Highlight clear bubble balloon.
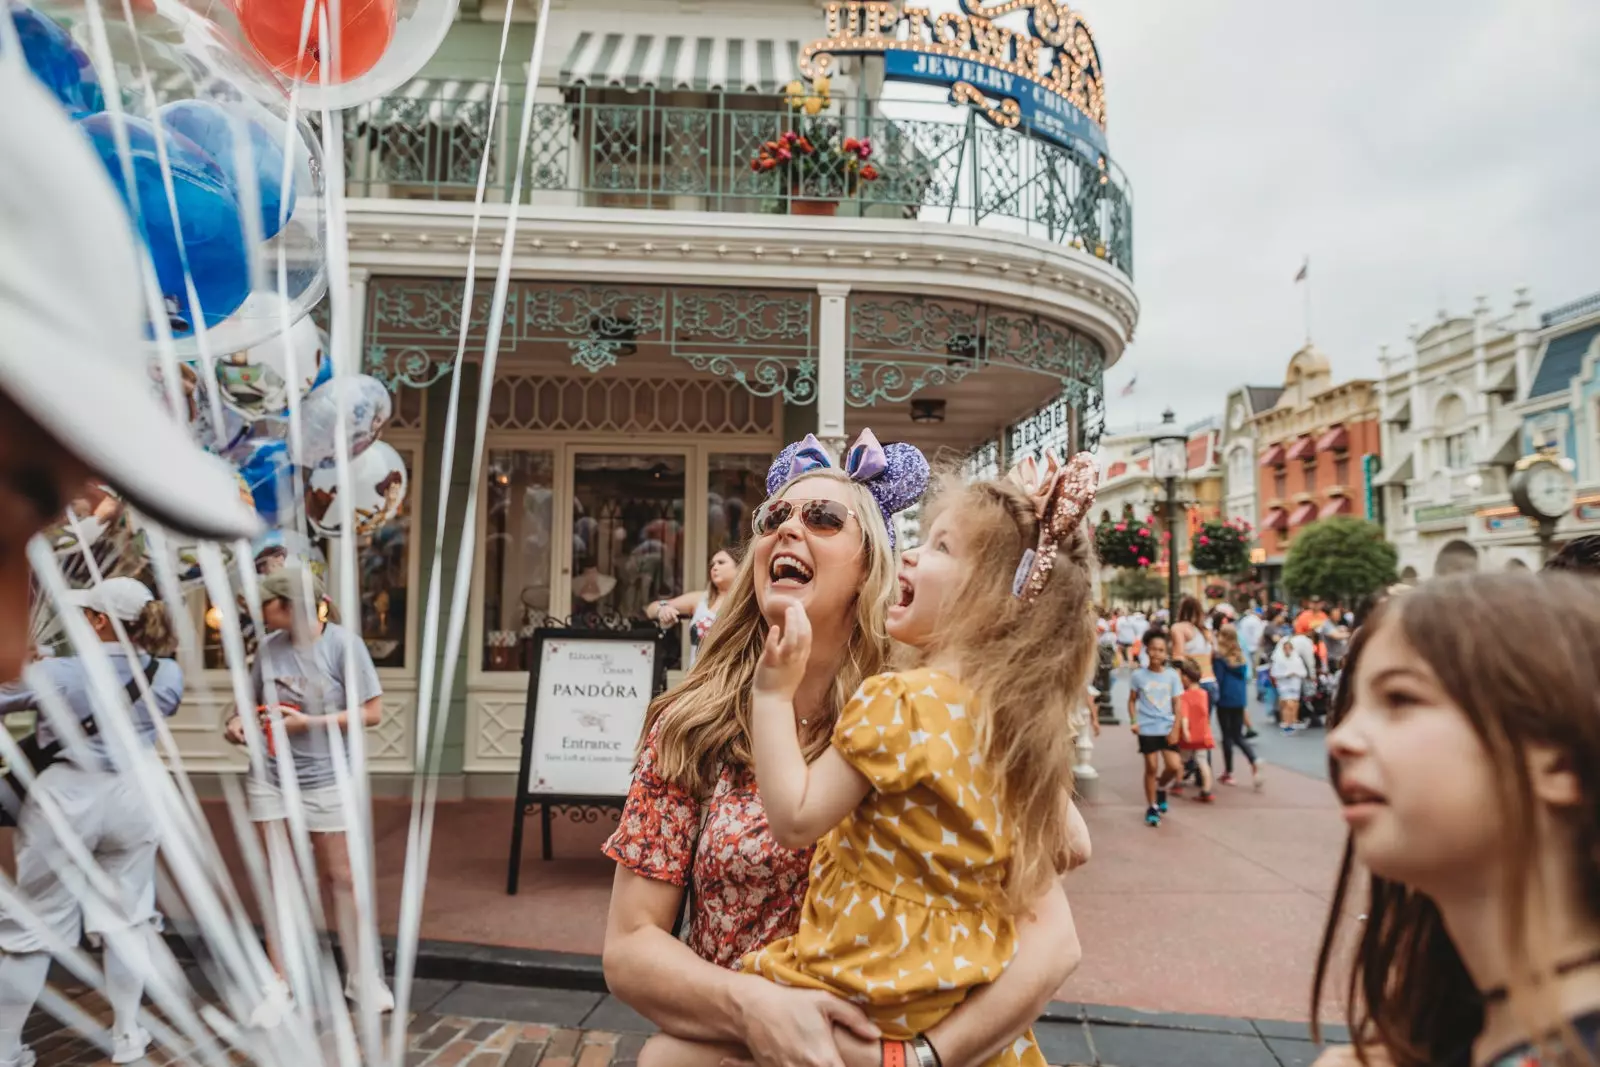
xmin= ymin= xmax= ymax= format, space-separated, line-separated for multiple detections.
xmin=22 ymin=0 xmax=327 ymax=356
xmin=251 ymin=527 xmax=327 ymax=577
xmin=188 ymin=0 xmax=456 ymax=109
xmin=299 ymin=373 xmax=392 ymax=467
xmin=7 ymin=3 xmax=103 ymax=116
xmin=159 ymin=97 xmax=296 ymax=240
xmin=214 ymin=313 xmax=328 ymax=420
xmin=306 ymin=439 xmax=406 ymax=538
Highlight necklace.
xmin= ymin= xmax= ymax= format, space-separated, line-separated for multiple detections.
xmin=1482 ymin=947 xmax=1600 ymax=1004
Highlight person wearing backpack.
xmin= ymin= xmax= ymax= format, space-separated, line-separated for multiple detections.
xmin=0 ymin=577 xmax=182 ymax=1065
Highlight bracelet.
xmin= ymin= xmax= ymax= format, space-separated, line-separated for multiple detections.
xmin=880 ymin=1040 xmax=911 ymax=1067
xmin=911 ymin=1035 xmax=942 ymax=1067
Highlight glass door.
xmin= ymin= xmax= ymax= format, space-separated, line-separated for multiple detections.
xmin=567 ymin=449 xmax=689 ymax=624
xmin=482 ymin=448 xmax=558 ymax=672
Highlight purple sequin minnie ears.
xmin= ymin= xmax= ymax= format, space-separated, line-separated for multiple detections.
xmin=764 ymin=429 xmax=930 ymax=548
xmin=1007 ymin=451 xmax=1100 ymax=602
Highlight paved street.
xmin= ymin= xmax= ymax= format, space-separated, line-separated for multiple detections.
xmin=24 ymin=972 xmax=1348 ymax=1067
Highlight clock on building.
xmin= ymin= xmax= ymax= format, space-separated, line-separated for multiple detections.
xmin=1510 ymin=455 xmax=1576 ymax=522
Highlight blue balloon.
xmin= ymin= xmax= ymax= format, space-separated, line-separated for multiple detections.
xmin=234 ymin=438 xmax=292 ymax=524
xmin=77 ymin=113 xmax=252 ymax=336
xmin=8 ymin=4 xmax=103 ymax=117
xmin=159 ymin=99 xmax=297 ymax=242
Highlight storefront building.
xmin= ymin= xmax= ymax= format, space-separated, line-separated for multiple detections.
xmin=178 ymin=0 xmax=1138 ymax=791
xmin=1252 ymin=346 xmax=1379 ymax=599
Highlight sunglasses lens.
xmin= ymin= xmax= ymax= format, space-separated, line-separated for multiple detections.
xmin=753 ymin=500 xmax=791 ymax=534
xmin=800 ymin=500 xmax=848 ymax=533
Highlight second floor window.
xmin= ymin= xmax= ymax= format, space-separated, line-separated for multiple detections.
xmin=1303 ymin=461 xmax=1317 ymax=492
xmin=1444 ymin=432 xmax=1472 ymax=470
xmin=1335 ymin=456 xmax=1349 ymax=485
xmin=1274 ymin=471 xmax=1287 ymax=498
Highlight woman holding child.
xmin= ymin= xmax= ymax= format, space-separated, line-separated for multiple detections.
xmin=601 ymin=431 xmax=1096 ymax=1067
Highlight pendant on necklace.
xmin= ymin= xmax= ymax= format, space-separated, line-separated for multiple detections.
xmin=799 ymin=718 xmax=809 ymax=726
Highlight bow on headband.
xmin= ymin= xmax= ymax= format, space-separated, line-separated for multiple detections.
xmin=765 ymin=429 xmax=929 ymax=548
xmin=1006 ymin=450 xmax=1099 ymax=602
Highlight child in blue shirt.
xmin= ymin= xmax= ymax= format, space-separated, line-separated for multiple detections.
xmin=1128 ymin=632 xmax=1183 ymax=827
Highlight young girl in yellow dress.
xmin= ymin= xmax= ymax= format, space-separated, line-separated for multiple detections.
xmin=645 ymin=452 xmax=1100 ymax=1067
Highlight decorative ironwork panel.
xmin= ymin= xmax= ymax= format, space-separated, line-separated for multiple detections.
xmin=964 ymin=439 xmax=1001 ymax=482
xmin=344 ymin=87 xmax=1135 ymax=277
xmin=487 ymin=374 xmax=779 ymax=437
xmin=847 ymin=295 xmax=1103 ymax=407
xmin=367 ymin=278 xmax=818 ymax=405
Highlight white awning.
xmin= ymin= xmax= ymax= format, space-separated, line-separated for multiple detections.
xmin=559 ymin=31 xmax=804 ymax=93
xmin=1372 ymin=454 xmax=1414 ymax=488
xmin=365 ymin=79 xmax=498 ymax=127
xmin=1384 ymin=397 xmax=1412 ymax=426
xmin=1486 ymin=363 xmax=1518 ymax=399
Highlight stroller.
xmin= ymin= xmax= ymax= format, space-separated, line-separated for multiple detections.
xmin=1301 ymin=669 xmax=1338 ymax=729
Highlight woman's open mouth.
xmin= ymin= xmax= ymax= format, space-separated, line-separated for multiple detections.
xmin=897 ymin=577 xmax=914 ymax=608
xmin=769 ymin=554 xmax=814 ymax=590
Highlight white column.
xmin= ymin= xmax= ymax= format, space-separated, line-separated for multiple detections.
xmin=348 ymin=267 xmax=371 ymax=379
xmin=1513 ymin=286 xmax=1536 ymax=402
xmin=817 ymin=283 xmax=850 ymax=458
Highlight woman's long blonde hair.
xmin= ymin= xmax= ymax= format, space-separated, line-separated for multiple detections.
xmin=1216 ymin=624 xmax=1246 ymax=668
xmin=642 ymin=469 xmax=898 ymax=799
xmin=917 ymin=473 xmax=1099 ymax=913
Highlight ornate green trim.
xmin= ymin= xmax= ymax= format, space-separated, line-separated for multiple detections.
xmin=846 ymin=295 xmax=1104 ymax=408
xmin=364 ymin=278 xmax=817 ymax=403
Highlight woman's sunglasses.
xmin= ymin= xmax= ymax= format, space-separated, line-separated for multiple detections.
xmin=751 ymin=498 xmax=856 ymax=536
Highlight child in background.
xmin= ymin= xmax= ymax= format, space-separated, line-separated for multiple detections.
xmin=643 ymin=452 xmax=1102 ymax=1067
xmin=1270 ymin=636 xmax=1308 ymax=734
xmin=1175 ymin=658 xmax=1215 ymax=802
xmin=1212 ymin=624 xmax=1263 ymax=789
xmin=1129 ymin=632 xmax=1183 ymax=827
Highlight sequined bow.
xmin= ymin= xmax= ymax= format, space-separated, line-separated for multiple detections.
xmin=1006 ymin=450 xmax=1099 ymax=602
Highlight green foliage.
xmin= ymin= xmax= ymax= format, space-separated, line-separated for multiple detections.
xmin=1095 ymin=515 xmax=1160 ymax=569
xmin=1108 ymin=567 xmax=1165 ymax=608
xmin=1283 ymin=517 xmax=1399 ymax=604
xmin=1191 ymin=518 xmax=1254 ymax=575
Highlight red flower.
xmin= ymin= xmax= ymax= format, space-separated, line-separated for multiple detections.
xmin=1200 ymin=536 xmax=1210 ymax=545
xmin=1138 ymin=528 xmax=1150 ymax=537
xmin=759 ymin=158 xmax=778 ymax=171
xmin=859 ymin=163 xmax=879 ymax=181
xmin=782 ymin=130 xmax=799 ymax=144
xmin=797 ymin=137 xmax=814 ymax=153
xmin=858 ymin=140 xmax=872 ymax=159
xmin=842 ymin=137 xmax=860 ymax=152
xmin=1137 ymin=556 xmax=1150 ymax=566
xmin=749 ymin=159 xmax=762 ymax=171
xmin=777 ymin=147 xmax=792 ymax=162
xmin=1115 ymin=523 xmax=1126 ymax=532
xmin=1161 ymin=532 xmax=1171 ymax=542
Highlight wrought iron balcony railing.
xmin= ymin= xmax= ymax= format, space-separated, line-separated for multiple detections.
xmin=343 ymin=87 xmax=1134 ymax=277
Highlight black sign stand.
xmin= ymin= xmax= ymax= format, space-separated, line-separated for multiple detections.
xmin=507 ymin=626 xmax=669 ymax=895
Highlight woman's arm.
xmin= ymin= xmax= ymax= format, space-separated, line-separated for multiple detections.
xmin=648 ymin=592 xmax=705 ymax=624
xmin=604 ymin=866 xmax=878 ymax=1066
xmin=282 ymin=695 xmax=382 ymax=736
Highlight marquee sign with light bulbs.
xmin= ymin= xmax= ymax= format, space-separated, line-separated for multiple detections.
xmin=799 ymin=0 xmax=1109 ymax=155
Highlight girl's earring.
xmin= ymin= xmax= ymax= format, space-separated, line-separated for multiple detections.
xmin=317 ymin=600 xmax=330 ymax=624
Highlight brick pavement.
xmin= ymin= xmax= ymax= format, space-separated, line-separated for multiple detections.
xmin=22 ymin=975 xmax=1347 ymax=1067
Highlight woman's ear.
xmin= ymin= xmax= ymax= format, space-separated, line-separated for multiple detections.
xmin=1529 ymin=744 xmax=1583 ymax=809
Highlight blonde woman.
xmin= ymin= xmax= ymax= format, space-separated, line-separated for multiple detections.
xmin=646 ymin=548 xmax=739 ymax=667
xmin=602 ymin=432 xmax=1087 ymax=1067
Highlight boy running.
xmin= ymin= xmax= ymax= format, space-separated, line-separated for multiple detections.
xmin=1129 ymin=633 xmax=1183 ymax=827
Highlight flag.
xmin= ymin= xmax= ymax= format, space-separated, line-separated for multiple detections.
xmin=1120 ymin=375 xmax=1137 ymax=397
xmin=1294 ymin=258 xmax=1308 ymax=283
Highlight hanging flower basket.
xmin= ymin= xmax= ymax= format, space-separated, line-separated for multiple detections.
xmin=1095 ymin=516 xmax=1160 ymax=569
xmin=1191 ymin=518 xmax=1255 ymax=575
xmin=750 ymin=77 xmax=882 ymax=215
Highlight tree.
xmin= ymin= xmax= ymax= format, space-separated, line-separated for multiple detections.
xmin=1283 ymin=517 xmax=1398 ymax=605
xmin=1108 ymin=567 xmax=1164 ymax=609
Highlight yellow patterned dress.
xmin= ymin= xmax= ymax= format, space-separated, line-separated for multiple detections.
xmin=742 ymin=669 xmax=1044 ymax=1067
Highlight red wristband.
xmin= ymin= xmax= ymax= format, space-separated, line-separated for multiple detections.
xmin=881 ymin=1040 xmax=909 ymax=1067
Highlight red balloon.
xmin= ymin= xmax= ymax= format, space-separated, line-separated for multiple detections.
xmin=236 ymin=0 xmax=396 ymax=84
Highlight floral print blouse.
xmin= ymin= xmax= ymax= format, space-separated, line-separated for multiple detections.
xmin=602 ymin=727 xmax=815 ymax=968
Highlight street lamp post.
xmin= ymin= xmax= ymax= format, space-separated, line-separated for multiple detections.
xmin=1150 ymin=409 xmax=1188 ymax=620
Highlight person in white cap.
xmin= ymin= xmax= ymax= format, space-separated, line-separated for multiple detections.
xmin=0 ymin=60 xmax=259 ymax=1067
xmin=0 ymin=578 xmax=182 ymax=1065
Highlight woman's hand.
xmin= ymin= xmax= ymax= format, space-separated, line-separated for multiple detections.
xmin=753 ymin=601 xmax=810 ymax=703
xmin=734 ymin=980 xmax=879 ymax=1067
xmin=654 ymin=601 xmax=682 ymax=627
xmin=223 ymin=715 xmax=246 ymax=746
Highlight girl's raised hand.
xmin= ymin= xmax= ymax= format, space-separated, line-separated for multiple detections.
xmin=754 ymin=600 xmax=811 ymax=701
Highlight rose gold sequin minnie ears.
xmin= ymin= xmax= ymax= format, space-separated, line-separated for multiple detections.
xmin=1006 ymin=451 xmax=1100 ymax=602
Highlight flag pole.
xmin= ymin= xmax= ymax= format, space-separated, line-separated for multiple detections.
xmin=1301 ymin=256 xmax=1312 ymax=344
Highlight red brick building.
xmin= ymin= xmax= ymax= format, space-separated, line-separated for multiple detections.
xmin=1252 ymin=347 xmax=1381 ymax=568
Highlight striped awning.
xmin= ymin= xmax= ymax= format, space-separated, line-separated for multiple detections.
xmin=365 ymin=79 xmax=498 ymax=126
xmin=559 ymin=31 xmax=804 ymax=93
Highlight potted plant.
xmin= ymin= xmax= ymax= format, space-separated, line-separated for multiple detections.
xmin=1095 ymin=515 xmax=1160 ymax=570
xmin=750 ymin=76 xmax=881 ymax=215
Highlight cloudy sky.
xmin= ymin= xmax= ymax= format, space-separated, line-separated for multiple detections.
xmin=1078 ymin=0 xmax=1600 ymax=429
